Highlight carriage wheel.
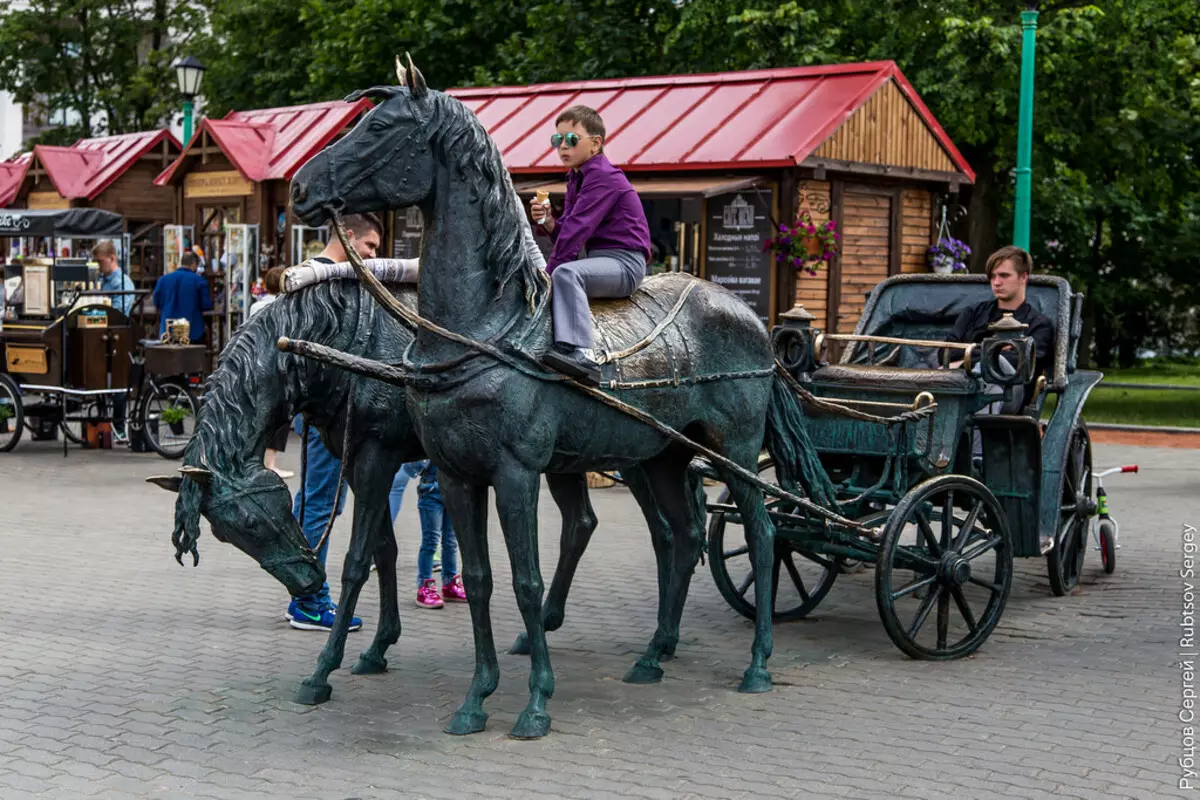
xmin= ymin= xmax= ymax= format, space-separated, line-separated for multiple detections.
xmin=0 ymin=374 xmax=23 ymax=453
xmin=707 ymin=457 xmax=838 ymax=622
xmin=1048 ymin=425 xmax=1092 ymax=596
xmin=875 ymin=475 xmax=1012 ymax=660
xmin=138 ymin=378 xmax=199 ymax=460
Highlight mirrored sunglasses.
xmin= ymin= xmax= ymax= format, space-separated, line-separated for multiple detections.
xmin=550 ymin=132 xmax=584 ymax=148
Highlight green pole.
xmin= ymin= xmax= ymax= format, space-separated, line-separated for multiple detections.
xmin=182 ymin=98 xmax=195 ymax=146
xmin=1013 ymin=8 xmax=1038 ymax=250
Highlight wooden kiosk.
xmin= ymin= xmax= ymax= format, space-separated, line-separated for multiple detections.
xmin=449 ymin=61 xmax=975 ymax=333
xmin=153 ymin=98 xmax=373 ymax=348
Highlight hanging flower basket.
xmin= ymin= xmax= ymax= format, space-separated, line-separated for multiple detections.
xmin=927 ymin=236 xmax=971 ymax=275
xmin=763 ymin=210 xmax=839 ymax=276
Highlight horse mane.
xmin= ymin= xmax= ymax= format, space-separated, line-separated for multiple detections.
xmin=425 ymin=92 xmax=549 ymax=309
xmin=184 ymin=281 xmax=360 ymax=474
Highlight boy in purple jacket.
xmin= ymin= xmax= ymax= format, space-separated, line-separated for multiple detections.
xmin=531 ymin=106 xmax=652 ymax=386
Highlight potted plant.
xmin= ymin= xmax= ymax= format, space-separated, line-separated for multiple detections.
xmin=160 ymin=405 xmax=191 ymax=436
xmin=764 ymin=210 xmax=839 ymax=276
xmin=927 ymin=236 xmax=971 ymax=275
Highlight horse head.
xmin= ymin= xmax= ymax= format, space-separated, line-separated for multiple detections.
xmin=148 ymin=442 xmax=324 ymax=597
xmin=291 ymin=53 xmax=435 ymax=227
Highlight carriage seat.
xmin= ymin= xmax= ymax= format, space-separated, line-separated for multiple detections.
xmin=843 ymin=274 xmax=1072 ymax=389
xmin=811 ymin=364 xmax=977 ymax=394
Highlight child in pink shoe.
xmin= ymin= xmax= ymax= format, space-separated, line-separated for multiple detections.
xmin=404 ymin=461 xmax=467 ymax=609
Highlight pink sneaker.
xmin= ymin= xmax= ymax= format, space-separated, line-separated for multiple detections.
xmin=415 ymin=579 xmax=444 ymax=609
xmin=442 ymin=575 xmax=468 ymax=603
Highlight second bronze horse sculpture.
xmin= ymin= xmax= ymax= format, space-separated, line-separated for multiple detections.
xmin=286 ymin=57 xmax=834 ymax=739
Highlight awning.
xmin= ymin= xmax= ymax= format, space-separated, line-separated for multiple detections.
xmin=513 ymin=175 xmax=768 ymax=199
xmin=0 ymin=208 xmax=125 ymax=238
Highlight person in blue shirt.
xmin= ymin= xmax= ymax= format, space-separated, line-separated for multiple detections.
xmin=93 ymin=241 xmax=135 ymax=316
xmin=93 ymin=241 xmax=136 ymax=440
xmin=153 ymin=252 xmax=212 ymax=342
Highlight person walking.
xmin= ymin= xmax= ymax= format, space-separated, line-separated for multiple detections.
xmin=404 ymin=460 xmax=466 ymax=609
xmin=248 ymin=267 xmax=294 ymax=479
xmin=286 ymin=213 xmax=382 ymax=632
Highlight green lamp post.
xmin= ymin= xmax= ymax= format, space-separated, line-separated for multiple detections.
xmin=173 ymin=56 xmax=207 ymax=146
xmin=1013 ymin=7 xmax=1038 ymax=250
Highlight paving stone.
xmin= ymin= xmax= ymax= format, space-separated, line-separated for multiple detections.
xmin=0 ymin=441 xmax=1191 ymax=798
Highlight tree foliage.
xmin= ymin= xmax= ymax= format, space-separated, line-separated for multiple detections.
xmin=0 ymin=0 xmax=206 ymax=144
xmin=4 ymin=0 xmax=1197 ymax=363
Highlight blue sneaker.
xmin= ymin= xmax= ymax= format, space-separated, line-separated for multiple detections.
xmin=287 ymin=603 xmax=362 ymax=632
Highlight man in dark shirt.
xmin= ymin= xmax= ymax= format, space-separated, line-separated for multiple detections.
xmin=949 ymin=246 xmax=1054 ymax=398
xmin=153 ymin=252 xmax=213 ymax=342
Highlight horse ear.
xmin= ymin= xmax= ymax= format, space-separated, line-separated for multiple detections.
xmin=147 ymin=475 xmax=183 ymax=493
xmin=345 ymin=87 xmax=401 ymax=103
xmin=178 ymin=465 xmax=212 ymax=486
xmin=395 ymin=54 xmax=407 ymax=86
xmin=406 ymin=52 xmax=427 ymax=99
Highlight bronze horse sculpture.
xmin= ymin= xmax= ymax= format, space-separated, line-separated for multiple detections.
xmin=286 ymin=58 xmax=835 ymax=739
xmin=150 ymin=277 xmax=679 ymax=705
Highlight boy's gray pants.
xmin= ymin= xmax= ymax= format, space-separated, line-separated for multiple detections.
xmin=550 ymin=249 xmax=646 ymax=349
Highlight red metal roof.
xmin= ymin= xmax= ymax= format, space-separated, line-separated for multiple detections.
xmin=449 ymin=61 xmax=973 ymax=181
xmin=29 ymin=130 xmax=180 ymax=201
xmin=154 ymin=99 xmax=373 ymax=186
xmin=0 ymin=157 xmax=30 ymax=207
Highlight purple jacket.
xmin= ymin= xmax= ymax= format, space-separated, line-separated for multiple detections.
xmin=543 ymin=153 xmax=652 ymax=273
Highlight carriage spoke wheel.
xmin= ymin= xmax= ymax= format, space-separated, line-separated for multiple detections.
xmin=707 ymin=457 xmax=838 ymax=622
xmin=1048 ymin=425 xmax=1093 ymax=596
xmin=0 ymin=374 xmax=24 ymax=453
xmin=875 ymin=475 xmax=1012 ymax=660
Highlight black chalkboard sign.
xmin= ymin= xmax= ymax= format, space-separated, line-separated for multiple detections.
xmin=391 ymin=207 xmax=424 ymax=259
xmin=704 ymin=188 xmax=774 ymax=325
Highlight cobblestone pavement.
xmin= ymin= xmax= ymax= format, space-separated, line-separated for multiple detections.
xmin=0 ymin=437 xmax=1193 ymax=799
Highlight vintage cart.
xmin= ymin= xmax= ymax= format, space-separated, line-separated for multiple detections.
xmin=703 ymin=273 xmax=1101 ymax=660
xmin=0 ymin=209 xmax=201 ymax=457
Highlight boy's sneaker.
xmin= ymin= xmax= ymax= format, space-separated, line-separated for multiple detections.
xmin=416 ymin=579 xmax=444 ymax=609
xmin=288 ymin=604 xmax=362 ymax=632
xmin=442 ymin=575 xmax=468 ymax=603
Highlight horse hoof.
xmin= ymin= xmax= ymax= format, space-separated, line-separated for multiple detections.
xmin=737 ymin=668 xmax=773 ymax=694
xmin=510 ymin=710 xmax=551 ymax=740
xmin=622 ymin=661 xmax=664 ymax=684
xmin=351 ymin=653 xmax=388 ymax=675
xmin=294 ymin=680 xmax=332 ymax=705
xmin=508 ymin=633 xmax=531 ymax=655
xmin=445 ymin=709 xmax=488 ymax=736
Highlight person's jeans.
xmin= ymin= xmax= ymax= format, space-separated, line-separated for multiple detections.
xmin=388 ymin=466 xmax=412 ymax=524
xmin=111 ymin=393 xmax=127 ymax=436
xmin=416 ymin=476 xmax=458 ymax=587
xmin=290 ymin=417 xmax=347 ymax=611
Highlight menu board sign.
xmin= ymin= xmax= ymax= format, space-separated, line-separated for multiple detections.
xmin=704 ymin=188 xmax=774 ymax=325
xmin=392 ymin=207 xmax=424 ymax=259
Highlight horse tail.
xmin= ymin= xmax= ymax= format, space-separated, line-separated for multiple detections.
xmin=764 ymin=369 xmax=837 ymax=508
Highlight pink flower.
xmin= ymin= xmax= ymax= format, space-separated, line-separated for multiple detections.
xmin=806 ymin=224 xmax=816 ymax=235
xmin=791 ymin=256 xmax=801 ymax=267
xmin=779 ymin=224 xmax=788 ymax=234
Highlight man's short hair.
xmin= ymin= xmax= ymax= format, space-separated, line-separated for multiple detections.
xmin=91 ymin=240 xmax=117 ymax=260
xmin=337 ymin=212 xmax=384 ymax=241
xmin=986 ymin=246 xmax=1033 ymax=278
xmin=555 ymin=106 xmax=606 ymax=141
xmin=263 ymin=266 xmax=285 ymax=294
xmin=180 ymin=253 xmax=200 ymax=269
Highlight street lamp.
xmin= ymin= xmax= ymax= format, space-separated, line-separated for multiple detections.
xmin=173 ymin=56 xmax=207 ymax=146
xmin=1013 ymin=4 xmax=1038 ymax=250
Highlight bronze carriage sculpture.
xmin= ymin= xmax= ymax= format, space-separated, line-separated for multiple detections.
xmin=703 ymin=273 xmax=1101 ymax=660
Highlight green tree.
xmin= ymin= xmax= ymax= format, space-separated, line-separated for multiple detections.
xmin=0 ymin=0 xmax=206 ymax=145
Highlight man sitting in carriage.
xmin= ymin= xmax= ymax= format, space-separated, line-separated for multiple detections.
xmin=530 ymin=105 xmax=653 ymax=386
xmin=948 ymin=245 xmax=1054 ymax=407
